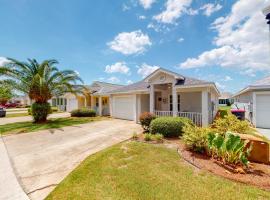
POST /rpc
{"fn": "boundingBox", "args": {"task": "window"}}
[178,95,180,112]
[170,95,181,111]
[96,97,99,107]
[169,95,172,111]
[52,99,56,106]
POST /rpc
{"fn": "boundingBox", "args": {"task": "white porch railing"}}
[154,110,173,117]
[177,112,202,127]
[154,110,202,126]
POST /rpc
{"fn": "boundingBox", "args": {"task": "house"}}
[51,68,220,127]
[108,68,220,126]
[232,76,270,129]
[50,81,123,115]
[218,92,233,106]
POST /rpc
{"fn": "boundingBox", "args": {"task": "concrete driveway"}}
[0,112,70,125]
[256,128,270,140]
[2,119,141,200]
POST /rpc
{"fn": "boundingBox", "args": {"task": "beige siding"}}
[140,94,150,113]
[179,92,202,113]
[234,91,252,103]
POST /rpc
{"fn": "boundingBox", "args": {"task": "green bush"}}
[28,106,57,115]
[71,108,96,117]
[153,133,164,142]
[212,114,251,135]
[31,102,51,123]
[150,117,193,137]
[207,132,252,166]
[144,133,152,141]
[182,124,211,153]
[139,112,156,132]
[219,109,229,118]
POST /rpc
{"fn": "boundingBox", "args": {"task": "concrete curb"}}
[0,136,29,200]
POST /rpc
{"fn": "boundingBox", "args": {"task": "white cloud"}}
[186,8,199,16]
[139,15,146,20]
[180,0,270,74]
[240,69,256,77]
[139,0,155,9]
[200,3,222,17]
[127,80,133,84]
[224,75,232,81]
[137,63,160,77]
[108,30,152,55]
[122,4,131,11]
[0,57,9,66]
[105,62,130,74]
[108,76,120,83]
[178,37,184,42]
[153,0,192,24]
[216,82,226,90]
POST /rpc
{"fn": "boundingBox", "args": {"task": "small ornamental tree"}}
[0,58,84,123]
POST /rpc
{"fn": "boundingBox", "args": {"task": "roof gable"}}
[143,68,185,82]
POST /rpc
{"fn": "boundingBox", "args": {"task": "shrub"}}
[150,117,193,137]
[212,114,251,135]
[219,109,229,118]
[182,124,211,153]
[132,132,138,140]
[139,112,156,132]
[71,108,96,117]
[31,102,51,123]
[144,133,152,141]
[153,133,164,142]
[207,132,252,166]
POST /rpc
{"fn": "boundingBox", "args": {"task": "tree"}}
[0,58,84,122]
[0,81,13,104]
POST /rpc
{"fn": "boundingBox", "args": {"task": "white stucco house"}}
[108,68,220,126]
[232,76,270,129]
[51,68,220,127]
[218,92,233,106]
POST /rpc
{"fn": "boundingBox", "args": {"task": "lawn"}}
[218,105,231,111]
[46,141,270,200]
[0,117,105,135]
[6,113,29,118]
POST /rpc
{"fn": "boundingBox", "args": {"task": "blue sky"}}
[0,0,269,93]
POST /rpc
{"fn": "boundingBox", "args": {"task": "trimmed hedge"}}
[150,117,193,137]
[71,108,96,117]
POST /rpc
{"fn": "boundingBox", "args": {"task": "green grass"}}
[218,106,231,111]
[46,141,270,200]
[6,113,29,118]
[0,117,105,135]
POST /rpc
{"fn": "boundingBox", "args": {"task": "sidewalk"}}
[0,136,29,200]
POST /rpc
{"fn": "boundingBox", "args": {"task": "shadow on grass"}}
[0,117,104,135]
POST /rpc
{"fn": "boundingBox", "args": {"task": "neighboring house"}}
[232,76,270,129]
[50,81,123,115]
[218,92,233,106]
[108,68,220,126]
[10,95,31,105]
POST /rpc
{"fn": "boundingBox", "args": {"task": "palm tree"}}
[0,58,84,123]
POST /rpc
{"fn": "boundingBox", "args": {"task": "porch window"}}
[96,97,99,107]
[169,95,181,112]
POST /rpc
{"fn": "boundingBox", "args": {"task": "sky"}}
[0,0,269,93]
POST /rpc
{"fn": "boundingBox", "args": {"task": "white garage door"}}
[256,94,270,128]
[113,96,134,121]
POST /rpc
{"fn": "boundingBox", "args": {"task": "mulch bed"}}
[134,135,270,191]
[176,140,270,191]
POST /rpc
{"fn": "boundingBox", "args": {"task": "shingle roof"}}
[109,68,215,94]
[86,81,123,95]
[251,76,270,86]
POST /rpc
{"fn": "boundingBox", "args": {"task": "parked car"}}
[0,106,6,117]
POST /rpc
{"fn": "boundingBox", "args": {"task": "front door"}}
[155,92,162,110]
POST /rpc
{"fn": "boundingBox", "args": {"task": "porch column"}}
[202,90,209,126]
[172,85,177,117]
[109,95,113,117]
[91,95,94,109]
[84,96,87,108]
[99,96,102,116]
[150,84,154,113]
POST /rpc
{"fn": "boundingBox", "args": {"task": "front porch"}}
[146,82,215,126]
